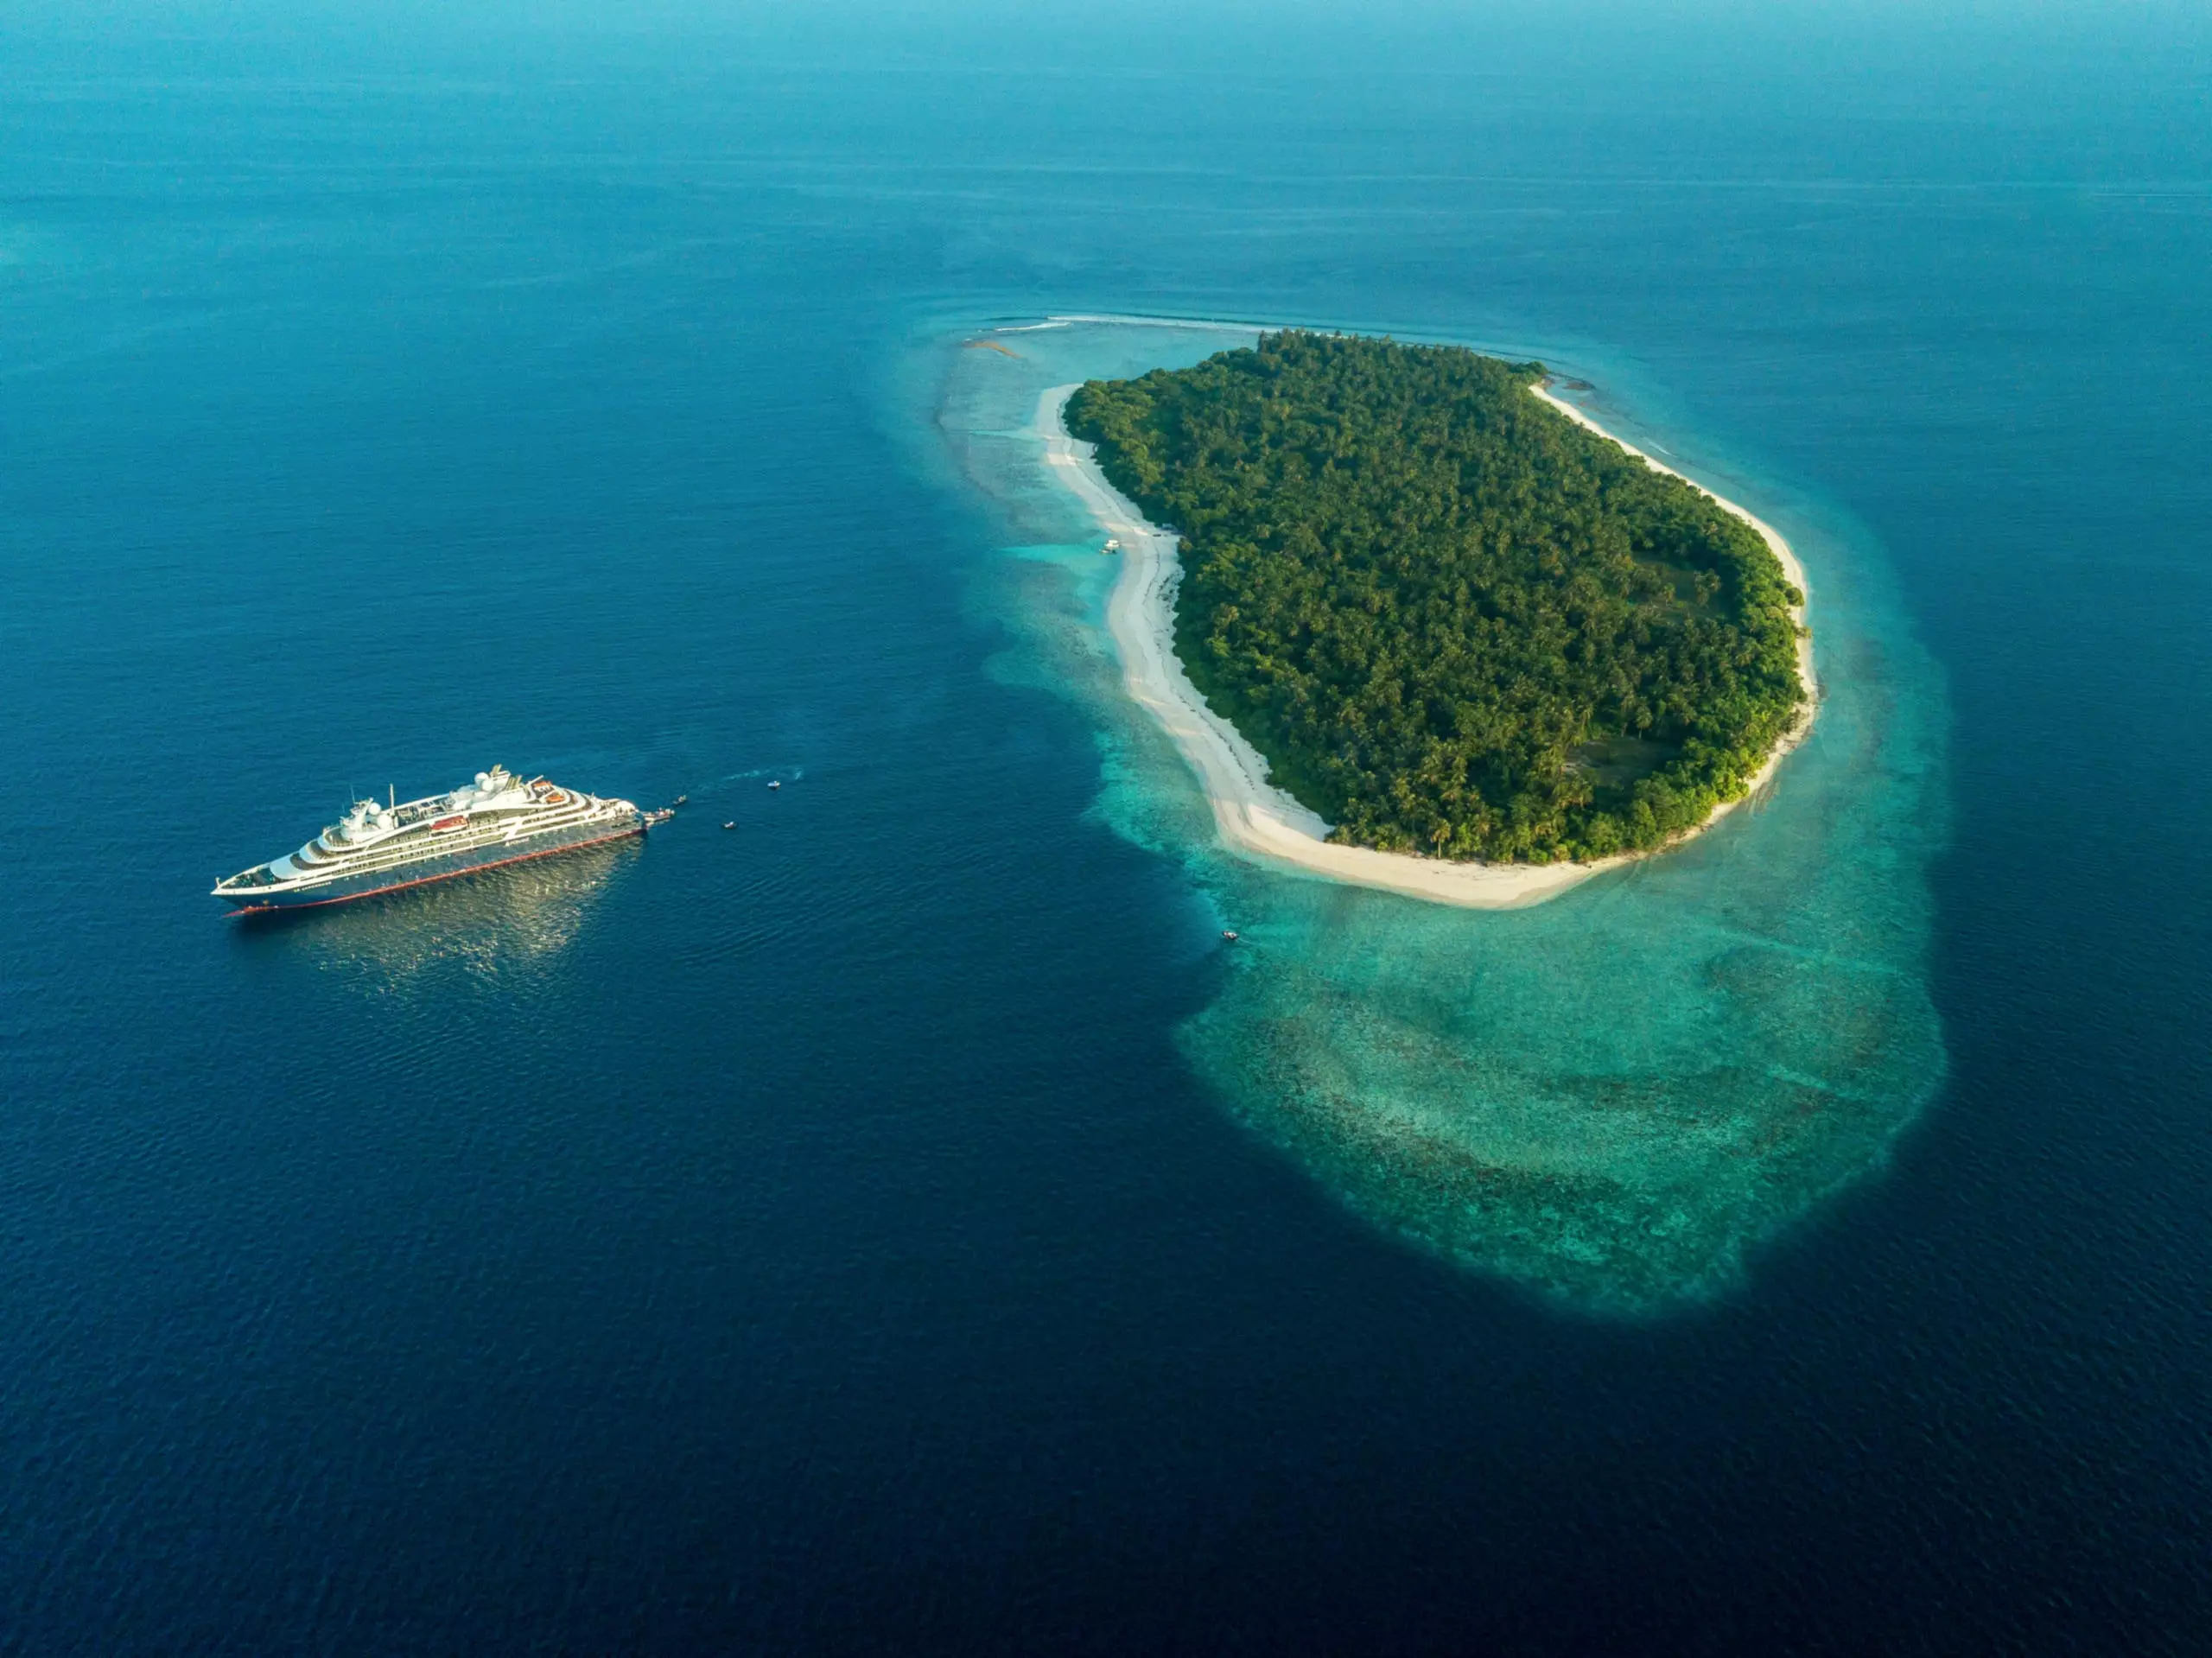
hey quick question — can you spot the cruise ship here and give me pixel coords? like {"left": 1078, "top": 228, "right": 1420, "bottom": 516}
{"left": 213, "top": 765, "right": 662, "bottom": 912}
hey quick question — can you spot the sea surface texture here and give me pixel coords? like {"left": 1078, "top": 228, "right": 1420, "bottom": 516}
{"left": 5, "top": 4, "right": 2211, "bottom": 1651}
{"left": 949, "top": 321, "right": 1945, "bottom": 1310}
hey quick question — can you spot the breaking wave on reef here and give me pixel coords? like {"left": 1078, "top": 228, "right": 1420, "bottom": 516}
{"left": 938, "top": 316, "right": 1948, "bottom": 1314}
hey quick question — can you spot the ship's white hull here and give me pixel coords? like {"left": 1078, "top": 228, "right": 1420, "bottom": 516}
{"left": 214, "top": 769, "right": 652, "bottom": 913}
{"left": 220, "top": 818, "right": 642, "bottom": 912}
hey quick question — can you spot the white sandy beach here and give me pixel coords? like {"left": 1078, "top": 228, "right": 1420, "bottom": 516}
{"left": 1035, "top": 378, "right": 1817, "bottom": 909}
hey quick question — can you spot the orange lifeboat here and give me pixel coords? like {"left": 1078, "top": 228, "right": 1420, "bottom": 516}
{"left": 432, "top": 813, "right": 469, "bottom": 831}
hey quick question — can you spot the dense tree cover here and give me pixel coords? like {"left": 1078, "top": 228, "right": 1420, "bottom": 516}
{"left": 1066, "top": 332, "right": 1806, "bottom": 863}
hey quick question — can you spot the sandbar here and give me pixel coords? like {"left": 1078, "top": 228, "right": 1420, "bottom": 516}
{"left": 1035, "top": 377, "right": 1816, "bottom": 909}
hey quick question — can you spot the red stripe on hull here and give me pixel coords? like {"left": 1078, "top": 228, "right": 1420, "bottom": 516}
{"left": 226, "top": 825, "right": 645, "bottom": 916}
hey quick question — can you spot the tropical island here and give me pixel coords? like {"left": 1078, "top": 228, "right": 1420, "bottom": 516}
{"left": 1051, "top": 331, "right": 1812, "bottom": 896}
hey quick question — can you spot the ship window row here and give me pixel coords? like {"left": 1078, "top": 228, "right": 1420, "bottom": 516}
{"left": 299, "top": 814, "right": 607, "bottom": 877}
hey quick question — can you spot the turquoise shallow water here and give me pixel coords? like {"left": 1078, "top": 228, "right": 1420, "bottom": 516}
{"left": 945, "top": 318, "right": 1948, "bottom": 1311}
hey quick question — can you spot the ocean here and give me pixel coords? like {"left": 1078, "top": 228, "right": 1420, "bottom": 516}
{"left": 4, "top": 4, "right": 2209, "bottom": 1650}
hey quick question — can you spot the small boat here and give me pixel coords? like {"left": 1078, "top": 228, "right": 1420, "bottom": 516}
{"left": 1221, "top": 930, "right": 1239, "bottom": 942}
{"left": 1103, "top": 537, "right": 1122, "bottom": 554}
{"left": 641, "top": 808, "right": 676, "bottom": 827}
{"left": 673, "top": 794, "right": 688, "bottom": 806}
{"left": 767, "top": 780, "right": 781, "bottom": 791}
{"left": 722, "top": 821, "right": 736, "bottom": 830}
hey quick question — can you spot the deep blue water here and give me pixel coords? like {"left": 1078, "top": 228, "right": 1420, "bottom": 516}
{"left": 5, "top": 5, "right": 2211, "bottom": 1651}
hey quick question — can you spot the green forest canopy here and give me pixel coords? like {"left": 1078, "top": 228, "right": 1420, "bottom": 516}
{"left": 1065, "top": 331, "right": 1807, "bottom": 864}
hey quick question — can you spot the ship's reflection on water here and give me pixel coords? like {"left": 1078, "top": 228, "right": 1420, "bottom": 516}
{"left": 229, "top": 838, "right": 643, "bottom": 988}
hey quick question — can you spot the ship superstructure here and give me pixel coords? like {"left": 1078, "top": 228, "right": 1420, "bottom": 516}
{"left": 214, "top": 765, "right": 655, "bottom": 912}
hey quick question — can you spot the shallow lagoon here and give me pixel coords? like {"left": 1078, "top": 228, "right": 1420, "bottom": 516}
{"left": 943, "top": 318, "right": 1948, "bottom": 1312}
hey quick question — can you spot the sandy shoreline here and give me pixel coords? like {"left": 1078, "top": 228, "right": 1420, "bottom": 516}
{"left": 1035, "top": 378, "right": 1817, "bottom": 909}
